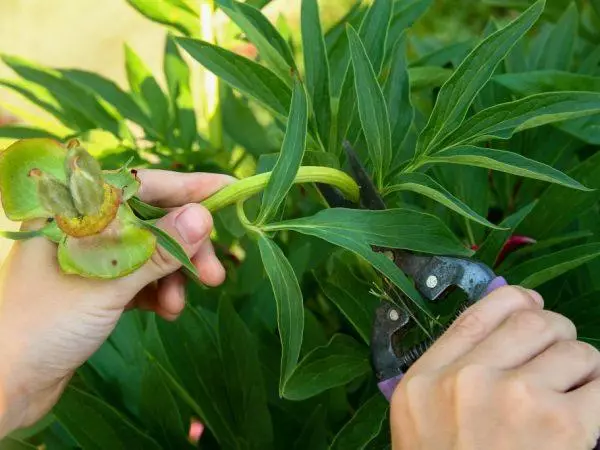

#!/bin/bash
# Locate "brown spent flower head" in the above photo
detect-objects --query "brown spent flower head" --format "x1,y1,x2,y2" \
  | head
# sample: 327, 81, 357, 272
28, 168, 79, 219
66, 146, 105, 216
55, 183, 121, 238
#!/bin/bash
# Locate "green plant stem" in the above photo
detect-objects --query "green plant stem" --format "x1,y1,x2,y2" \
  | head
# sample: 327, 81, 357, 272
235, 201, 261, 233
201, 166, 359, 213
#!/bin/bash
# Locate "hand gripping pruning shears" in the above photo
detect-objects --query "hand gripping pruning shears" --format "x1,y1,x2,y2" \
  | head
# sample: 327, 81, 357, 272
325, 143, 507, 402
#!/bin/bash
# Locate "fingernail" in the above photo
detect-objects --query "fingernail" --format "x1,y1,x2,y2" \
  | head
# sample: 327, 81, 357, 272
175, 206, 210, 245
527, 289, 544, 307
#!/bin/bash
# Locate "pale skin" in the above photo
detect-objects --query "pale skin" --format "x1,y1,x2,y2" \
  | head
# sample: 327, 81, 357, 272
0, 170, 599, 448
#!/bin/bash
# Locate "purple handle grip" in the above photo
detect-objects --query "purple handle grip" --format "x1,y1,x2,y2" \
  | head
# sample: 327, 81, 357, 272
378, 276, 508, 401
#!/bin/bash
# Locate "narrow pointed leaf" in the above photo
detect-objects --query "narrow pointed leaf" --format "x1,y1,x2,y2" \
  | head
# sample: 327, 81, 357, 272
264, 208, 472, 256
476, 201, 537, 267
441, 92, 600, 148
0, 126, 60, 140
164, 34, 197, 150
217, 298, 273, 447
387, 0, 433, 52
334, 0, 393, 151
505, 243, 600, 289
257, 79, 308, 223
316, 275, 379, 344
331, 394, 389, 450
409, 66, 453, 90
283, 334, 370, 401
126, 0, 199, 36
348, 25, 392, 187
385, 173, 500, 228
176, 37, 292, 118
2, 55, 121, 136
54, 386, 161, 450
416, 0, 545, 155
0, 437, 37, 449
519, 151, 600, 239
61, 69, 153, 131
258, 234, 304, 393
384, 35, 414, 151
219, 0, 295, 82
539, 2, 577, 71
124, 45, 170, 139
302, 0, 332, 148
129, 197, 168, 220
425, 146, 590, 191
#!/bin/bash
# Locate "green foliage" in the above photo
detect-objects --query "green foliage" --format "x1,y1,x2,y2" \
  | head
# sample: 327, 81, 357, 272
3, 0, 600, 447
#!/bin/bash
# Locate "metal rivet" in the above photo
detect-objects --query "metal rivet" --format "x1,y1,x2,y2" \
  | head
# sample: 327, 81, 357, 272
426, 275, 438, 289
388, 309, 400, 321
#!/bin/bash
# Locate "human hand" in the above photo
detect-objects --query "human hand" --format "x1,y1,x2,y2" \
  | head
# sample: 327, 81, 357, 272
390, 286, 600, 450
0, 169, 232, 436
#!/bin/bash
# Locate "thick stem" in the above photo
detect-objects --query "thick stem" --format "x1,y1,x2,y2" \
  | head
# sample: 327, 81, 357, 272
201, 166, 359, 213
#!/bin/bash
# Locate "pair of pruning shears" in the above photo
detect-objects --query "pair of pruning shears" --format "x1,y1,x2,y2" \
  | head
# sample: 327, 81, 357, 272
328, 142, 507, 402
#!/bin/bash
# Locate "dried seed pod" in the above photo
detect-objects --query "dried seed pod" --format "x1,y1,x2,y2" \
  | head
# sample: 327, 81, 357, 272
29, 168, 79, 218
66, 147, 105, 216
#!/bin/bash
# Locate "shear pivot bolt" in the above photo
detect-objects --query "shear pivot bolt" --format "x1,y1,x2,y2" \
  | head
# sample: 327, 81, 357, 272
426, 275, 438, 289
388, 309, 400, 321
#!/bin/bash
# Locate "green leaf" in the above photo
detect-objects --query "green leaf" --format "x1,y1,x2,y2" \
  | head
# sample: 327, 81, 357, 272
411, 40, 475, 68
415, 0, 545, 156
334, 0, 393, 152
265, 208, 472, 256
257, 79, 308, 224
331, 394, 389, 450
177, 37, 292, 118
302, 0, 332, 148
138, 219, 202, 285
126, 0, 199, 36
154, 307, 238, 448
409, 66, 453, 90
54, 386, 161, 450
519, 151, 600, 239
505, 243, 600, 289
317, 273, 379, 344
140, 358, 193, 450
385, 173, 500, 228
0, 222, 58, 241
2, 55, 122, 137
164, 34, 197, 150
0, 437, 37, 449
124, 45, 170, 139
424, 145, 590, 191
128, 197, 168, 220
0, 125, 60, 140
388, 0, 433, 52
258, 234, 304, 393
440, 92, 600, 148
348, 25, 392, 187
538, 2, 577, 71
60, 68, 153, 132
219, 0, 295, 82
283, 334, 370, 401
493, 71, 600, 144
384, 35, 414, 152
292, 406, 328, 450
217, 298, 274, 447
476, 201, 537, 266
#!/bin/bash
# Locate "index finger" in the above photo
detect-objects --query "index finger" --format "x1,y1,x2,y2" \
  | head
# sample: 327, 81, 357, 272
136, 169, 235, 208
408, 286, 543, 374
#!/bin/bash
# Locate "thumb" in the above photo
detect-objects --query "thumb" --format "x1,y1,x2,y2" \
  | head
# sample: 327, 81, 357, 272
125, 203, 213, 291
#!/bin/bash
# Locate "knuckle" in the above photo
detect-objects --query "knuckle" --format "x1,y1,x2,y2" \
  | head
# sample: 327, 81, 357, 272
454, 364, 492, 393
508, 309, 549, 333
500, 286, 539, 309
556, 340, 598, 362
451, 310, 488, 342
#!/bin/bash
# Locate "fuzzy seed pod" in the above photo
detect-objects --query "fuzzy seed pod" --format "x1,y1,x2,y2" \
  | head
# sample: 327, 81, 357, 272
66, 147, 105, 216
29, 168, 79, 218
